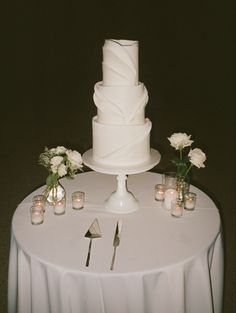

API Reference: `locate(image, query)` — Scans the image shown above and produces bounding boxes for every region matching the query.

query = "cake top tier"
[102,39,139,86]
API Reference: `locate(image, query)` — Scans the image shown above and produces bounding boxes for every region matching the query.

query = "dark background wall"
[1,1,235,312]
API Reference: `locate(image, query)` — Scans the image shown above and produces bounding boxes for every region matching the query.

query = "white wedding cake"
[92,39,152,168]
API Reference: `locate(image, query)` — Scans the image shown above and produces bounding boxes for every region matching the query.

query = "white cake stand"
[82,148,161,214]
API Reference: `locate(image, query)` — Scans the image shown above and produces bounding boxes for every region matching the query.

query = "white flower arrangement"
[39,146,83,188]
[167,133,206,178]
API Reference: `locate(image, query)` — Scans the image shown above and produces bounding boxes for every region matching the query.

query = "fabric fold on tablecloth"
[8,230,223,313]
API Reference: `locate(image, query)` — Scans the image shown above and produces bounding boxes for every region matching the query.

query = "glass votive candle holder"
[72,191,85,210]
[162,188,178,210]
[33,195,46,212]
[170,199,184,218]
[154,184,165,201]
[184,192,197,211]
[162,172,177,189]
[30,206,44,225]
[53,197,66,215]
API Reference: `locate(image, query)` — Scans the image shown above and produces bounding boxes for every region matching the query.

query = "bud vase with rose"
[167,133,206,202]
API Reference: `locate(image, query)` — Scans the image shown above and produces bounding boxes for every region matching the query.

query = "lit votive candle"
[31,207,44,225]
[184,192,196,211]
[163,188,178,210]
[171,199,184,218]
[72,191,85,210]
[154,184,165,201]
[54,198,66,215]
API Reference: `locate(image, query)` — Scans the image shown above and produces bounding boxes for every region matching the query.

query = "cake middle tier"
[92,116,151,167]
[93,82,148,125]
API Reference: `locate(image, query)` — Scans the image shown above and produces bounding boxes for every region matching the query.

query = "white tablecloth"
[8,172,224,313]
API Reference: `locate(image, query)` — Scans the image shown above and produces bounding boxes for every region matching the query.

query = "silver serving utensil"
[85,218,102,267]
[110,219,123,270]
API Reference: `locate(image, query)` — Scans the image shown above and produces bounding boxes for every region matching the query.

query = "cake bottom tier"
[92,116,151,167]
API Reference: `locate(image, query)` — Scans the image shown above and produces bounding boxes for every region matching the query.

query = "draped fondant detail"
[93,82,148,125]
[102,40,138,86]
[92,117,151,166]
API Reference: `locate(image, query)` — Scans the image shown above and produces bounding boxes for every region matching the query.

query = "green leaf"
[46,173,59,187]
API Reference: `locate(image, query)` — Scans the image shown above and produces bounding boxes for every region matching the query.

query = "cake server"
[85,218,102,267]
[110,219,123,270]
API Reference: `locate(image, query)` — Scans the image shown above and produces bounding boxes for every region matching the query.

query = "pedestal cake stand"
[82,149,161,214]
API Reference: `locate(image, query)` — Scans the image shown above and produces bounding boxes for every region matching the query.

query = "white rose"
[188,148,206,168]
[50,148,56,153]
[58,163,67,177]
[51,164,58,173]
[168,133,193,150]
[50,156,63,167]
[66,150,83,169]
[55,146,67,154]
[50,156,63,174]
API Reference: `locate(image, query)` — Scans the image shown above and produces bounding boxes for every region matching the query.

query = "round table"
[8,172,224,313]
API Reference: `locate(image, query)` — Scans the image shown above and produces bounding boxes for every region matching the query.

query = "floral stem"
[179,148,183,160]
[43,186,51,198]
[184,164,193,178]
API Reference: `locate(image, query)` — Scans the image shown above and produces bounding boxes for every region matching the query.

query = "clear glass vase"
[176,176,190,202]
[45,180,66,206]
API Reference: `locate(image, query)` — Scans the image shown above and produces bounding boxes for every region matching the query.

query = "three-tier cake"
[91,39,152,168]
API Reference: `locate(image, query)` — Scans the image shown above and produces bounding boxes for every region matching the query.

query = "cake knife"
[84,218,102,267]
[110,219,123,270]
